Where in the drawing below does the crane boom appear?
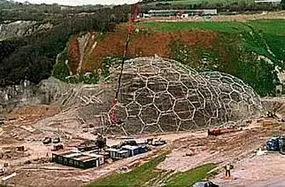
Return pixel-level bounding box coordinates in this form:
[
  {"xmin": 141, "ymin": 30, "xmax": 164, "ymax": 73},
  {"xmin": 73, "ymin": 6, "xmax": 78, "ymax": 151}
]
[{"xmin": 111, "ymin": 1, "xmax": 141, "ymax": 124}]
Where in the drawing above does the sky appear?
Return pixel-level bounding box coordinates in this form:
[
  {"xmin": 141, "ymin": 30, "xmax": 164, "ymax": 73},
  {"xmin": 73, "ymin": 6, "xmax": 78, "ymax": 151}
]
[{"xmin": 15, "ymin": 0, "xmax": 139, "ymax": 6}]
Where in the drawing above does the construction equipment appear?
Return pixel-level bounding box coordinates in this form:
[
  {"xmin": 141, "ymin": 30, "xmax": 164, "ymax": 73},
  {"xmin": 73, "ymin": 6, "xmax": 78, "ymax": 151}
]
[
  {"xmin": 53, "ymin": 137, "xmax": 60, "ymax": 143},
  {"xmin": 77, "ymin": 134, "xmax": 106, "ymax": 152},
  {"xmin": 77, "ymin": 140, "xmax": 99, "ymax": 152},
  {"xmin": 43, "ymin": 137, "xmax": 52, "ymax": 144},
  {"xmin": 208, "ymin": 128, "xmax": 242, "ymax": 136},
  {"xmin": 111, "ymin": 139, "xmax": 138, "ymax": 149},
  {"xmin": 265, "ymin": 135, "xmax": 285, "ymax": 154},
  {"xmin": 145, "ymin": 138, "xmax": 166, "ymax": 146},
  {"xmin": 111, "ymin": 1, "xmax": 141, "ymax": 124},
  {"xmin": 0, "ymin": 118, "xmax": 4, "ymax": 125},
  {"xmin": 193, "ymin": 180, "xmax": 219, "ymax": 187},
  {"xmin": 96, "ymin": 133, "xmax": 107, "ymax": 150},
  {"xmin": 152, "ymin": 138, "xmax": 167, "ymax": 146},
  {"xmin": 52, "ymin": 144, "xmax": 64, "ymax": 151}
]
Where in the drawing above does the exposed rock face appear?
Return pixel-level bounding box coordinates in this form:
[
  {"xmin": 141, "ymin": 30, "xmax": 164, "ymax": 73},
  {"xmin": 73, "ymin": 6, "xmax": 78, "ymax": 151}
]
[
  {"xmin": 0, "ymin": 21, "xmax": 53, "ymax": 41},
  {"xmin": 66, "ymin": 32, "xmax": 98, "ymax": 74},
  {"xmin": 0, "ymin": 77, "xmax": 71, "ymax": 113},
  {"xmin": 0, "ymin": 80, "xmax": 39, "ymax": 113}
]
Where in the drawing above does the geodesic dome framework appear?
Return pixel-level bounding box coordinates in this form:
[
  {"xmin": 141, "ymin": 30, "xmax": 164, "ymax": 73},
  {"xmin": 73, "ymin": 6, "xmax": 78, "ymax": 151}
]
[{"xmin": 103, "ymin": 57, "xmax": 263, "ymax": 135}]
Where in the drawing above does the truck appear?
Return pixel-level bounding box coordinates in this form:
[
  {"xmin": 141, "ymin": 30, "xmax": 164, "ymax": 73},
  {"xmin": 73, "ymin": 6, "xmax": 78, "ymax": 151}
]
[{"xmin": 265, "ymin": 136, "xmax": 285, "ymax": 154}]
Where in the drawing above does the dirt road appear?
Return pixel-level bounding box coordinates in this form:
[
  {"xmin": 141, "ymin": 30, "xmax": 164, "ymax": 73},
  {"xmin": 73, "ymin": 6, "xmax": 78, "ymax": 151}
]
[{"xmin": 213, "ymin": 154, "xmax": 285, "ymax": 187}]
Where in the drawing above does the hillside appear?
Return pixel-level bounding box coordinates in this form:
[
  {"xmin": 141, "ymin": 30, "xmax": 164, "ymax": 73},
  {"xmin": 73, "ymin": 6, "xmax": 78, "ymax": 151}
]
[
  {"xmin": 0, "ymin": 0, "xmax": 131, "ymax": 86},
  {"xmin": 1, "ymin": 2, "xmax": 285, "ymax": 186},
  {"xmin": 53, "ymin": 19, "xmax": 285, "ymax": 96}
]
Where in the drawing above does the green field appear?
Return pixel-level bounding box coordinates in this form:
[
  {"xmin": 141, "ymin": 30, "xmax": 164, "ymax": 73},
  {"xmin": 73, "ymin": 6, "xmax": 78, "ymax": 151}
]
[
  {"xmin": 140, "ymin": 19, "xmax": 285, "ymax": 96},
  {"xmin": 141, "ymin": 19, "xmax": 284, "ymax": 35},
  {"xmin": 166, "ymin": 163, "xmax": 217, "ymax": 187},
  {"xmin": 87, "ymin": 154, "xmax": 217, "ymax": 187},
  {"xmin": 141, "ymin": 19, "xmax": 285, "ymax": 63},
  {"xmin": 141, "ymin": 21, "xmax": 252, "ymax": 33},
  {"xmin": 87, "ymin": 154, "xmax": 167, "ymax": 187}
]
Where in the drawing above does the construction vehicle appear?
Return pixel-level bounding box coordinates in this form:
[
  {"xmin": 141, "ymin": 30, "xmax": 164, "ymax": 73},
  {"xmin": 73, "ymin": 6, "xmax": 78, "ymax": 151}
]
[
  {"xmin": 152, "ymin": 139, "xmax": 167, "ymax": 146},
  {"xmin": 208, "ymin": 128, "xmax": 242, "ymax": 136},
  {"xmin": 193, "ymin": 180, "xmax": 219, "ymax": 187},
  {"xmin": 0, "ymin": 118, "xmax": 4, "ymax": 125},
  {"xmin": 96, "ymin": 133, "xmax": 107, "ymax": 150},
  {"xmin": 53, "ymin": 137, "xmax": 60, "ymax": 144},
  {"xmin": 43, "ymin": 137, "xmax": 52, "ymax": 144},
  {"xmin": 111, "ymin": 140, "xmax": 138, "ymax": 149},
  {"xmin": 265, "ymin": 135, "xmax": 285, "ymax": 154},
  {"xmin": 52, "ymin": 144, "xmax": 64, "ymax": 151},
  {"xmin": 146, "ymin": 138, "xmax": 166, "ymax": 146},
  {"xmin": 77, "ymin": 140, "xmax": 99, "ymax": 152},
  {"xmin": 77, "ymin": 134, "xmax": 106, "ymax": 152}
]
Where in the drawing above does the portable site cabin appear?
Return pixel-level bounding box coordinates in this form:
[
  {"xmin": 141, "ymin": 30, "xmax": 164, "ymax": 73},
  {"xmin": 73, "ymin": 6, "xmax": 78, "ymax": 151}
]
[
  {"xmin": 107, "ymin": 148, "xmax": 129, "ymax": 159},
  {"xmin": 121, "ymin": 145, "xmax": 148, "ymax": 156},
  {"xmin": 87, "ymin": 152, "xmax": 104, "ymax": 165},
  {"xmin": 99, "ymin": 152, "xmax": 110, "ymax": 160},
  {"xmin": 121, "ymin": 145, "xmax": 140, "ymax": 156},
  {"xmin": 52, "ymin": 151, "xmax": 101, "ymax": 169}
]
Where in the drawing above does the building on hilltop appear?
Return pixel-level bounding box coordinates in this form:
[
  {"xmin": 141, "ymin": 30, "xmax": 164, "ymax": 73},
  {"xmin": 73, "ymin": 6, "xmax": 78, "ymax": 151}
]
[
  {"xmin": 148, "ymin": 9, "xmax": 217, "ymax": 17},
  {"xmin": 255, "ymin": 0, "xmax": 281, "ymax": 3}
]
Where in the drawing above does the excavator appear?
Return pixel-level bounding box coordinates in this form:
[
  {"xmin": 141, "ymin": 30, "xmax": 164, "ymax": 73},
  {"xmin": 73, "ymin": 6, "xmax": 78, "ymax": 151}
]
[{"xmin": 111, "ymin": 1, "xmax": 141, "ymax": 125}]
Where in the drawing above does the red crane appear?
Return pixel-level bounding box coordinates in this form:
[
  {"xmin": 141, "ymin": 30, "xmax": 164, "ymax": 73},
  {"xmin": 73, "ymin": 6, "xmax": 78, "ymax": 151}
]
[{"xmin": 111, "ymin": 1, "xmax": 141, "ymax": 124}]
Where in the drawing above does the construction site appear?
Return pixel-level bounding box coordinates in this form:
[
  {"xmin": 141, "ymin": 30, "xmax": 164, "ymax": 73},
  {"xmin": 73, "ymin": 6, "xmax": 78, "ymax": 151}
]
[
  {"xmin": 0, "ymin": 55, "xmax": 285, "ymax": 186},
  {"xmin": 0, "ymin": 0, "xmax": 285, "ymax": 186}
]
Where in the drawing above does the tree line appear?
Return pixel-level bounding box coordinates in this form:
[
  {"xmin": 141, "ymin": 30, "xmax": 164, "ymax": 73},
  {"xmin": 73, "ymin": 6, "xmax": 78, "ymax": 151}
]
[
  {"xmin": 141, "ymin": 0, "xmax": 285, "ymax": 13},
  {"xmin": 0, "ymin": 4, "xmax": 131, "ymax": 86}
]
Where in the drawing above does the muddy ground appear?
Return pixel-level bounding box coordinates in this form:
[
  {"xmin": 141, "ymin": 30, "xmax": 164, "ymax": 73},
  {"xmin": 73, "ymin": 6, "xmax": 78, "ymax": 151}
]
[{"xmin": 1, "ymin": 99, "xmax": 285, "ymax": 187}]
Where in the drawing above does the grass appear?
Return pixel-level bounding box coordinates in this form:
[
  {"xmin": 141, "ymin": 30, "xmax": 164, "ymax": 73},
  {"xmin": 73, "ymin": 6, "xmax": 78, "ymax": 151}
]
[
  {"xmin": 140, "ymin": 19, "xmax": 284, "ymax": 35},
  {"xmin": 87, "ymin": 154, "xmax": 167, "ymax": 187},
  {"xmin": 87, "ymin": 153, "xmax": 217, "ymax": 187},
  {"xmin": 140, "ymin": 19, "xmax": 285, "ymax": 63},
  {"xmin": 141, "ymin": 21, "xmax": 251, "ymax": 34},
  {"xmin": 246, "ymin": 19, "xmax": 285, "ymax": 61},
  {"xmin": 166, "ymin": 163, "xmax": 217, "ymax": 187},
  {"xmin": 247, "ymin": 19, "xmax": 285, "ymax": 36}
]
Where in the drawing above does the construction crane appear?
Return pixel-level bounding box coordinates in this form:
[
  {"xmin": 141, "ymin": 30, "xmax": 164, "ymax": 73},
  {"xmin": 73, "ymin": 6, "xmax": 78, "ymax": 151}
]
[{"xmin": 111, "ymin": 1, "xmax": 141, "ymax": 124}]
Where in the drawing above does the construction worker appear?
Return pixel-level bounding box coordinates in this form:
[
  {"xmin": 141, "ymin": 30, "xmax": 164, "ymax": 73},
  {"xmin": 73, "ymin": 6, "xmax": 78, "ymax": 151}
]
[{"xmin": 224, "ymin": 163, "xmax": 233, "ymax": 178}]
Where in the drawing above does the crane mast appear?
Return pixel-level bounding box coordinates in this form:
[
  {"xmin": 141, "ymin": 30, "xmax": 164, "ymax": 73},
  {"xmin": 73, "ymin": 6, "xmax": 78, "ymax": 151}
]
[{"xmin": 111, "ymin": 1, "xmax": 141, "ymax": 124}]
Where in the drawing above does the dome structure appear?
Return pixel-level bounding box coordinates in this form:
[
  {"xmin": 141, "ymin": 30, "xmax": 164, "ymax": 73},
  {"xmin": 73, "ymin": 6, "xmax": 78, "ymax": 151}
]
[{"xmin": 103, "ymin": 57, "xmax": 263, "ymax": 135}]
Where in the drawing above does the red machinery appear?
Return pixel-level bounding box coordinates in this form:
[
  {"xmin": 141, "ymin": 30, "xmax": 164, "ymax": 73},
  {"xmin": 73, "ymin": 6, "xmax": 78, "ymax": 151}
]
[
  {"xmin": 208, "ymin": 128, "xmax": 242, "ymax": 136},
  {"xmin": 111, "ymin": 1, "xmax": 141, "ymax": 124}
]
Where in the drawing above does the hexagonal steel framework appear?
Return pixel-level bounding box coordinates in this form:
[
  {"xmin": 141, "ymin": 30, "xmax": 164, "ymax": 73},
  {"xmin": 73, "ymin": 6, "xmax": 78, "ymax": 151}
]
[{"xmin": 103, "ymin": 57, "xmax": 263, "ymax": 135}]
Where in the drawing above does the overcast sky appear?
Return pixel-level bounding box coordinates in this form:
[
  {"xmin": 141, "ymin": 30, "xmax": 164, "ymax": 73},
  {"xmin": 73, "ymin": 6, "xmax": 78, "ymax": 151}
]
[{"xmin": 15, "ymin": 0, "xmax": 139, "ymax": 6}]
